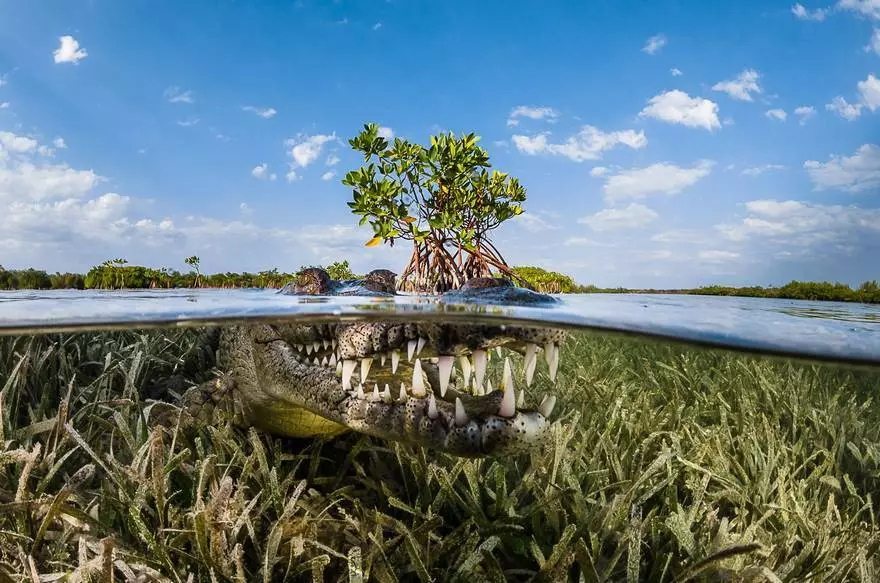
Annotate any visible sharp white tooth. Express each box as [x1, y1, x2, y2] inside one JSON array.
[[427, 395, 438, 419], [502, 357, 514, 392], [407, 339, 417, 361], [483, 378, 493, 396], [313, 357, 320, 365], [473, 350, 487, 389], [380, 353, 386, 366], [437, 356, 454, 397], [455, 397, 468, 426], [411, 359, 426, 396], [371, 383, 381, 402], [391, 350, 400, 374], [342, 360, 357, 390], [499, 381, 516, 418], [329, 353, 337, 367], [321, 355, 329, 366], [399, 383, 408, 401], [323, 339, 331, 350], [356, 383, 365, 399], [306, 343, 313, 355], [545, 342, 559, 382], [524, 343, 538, 387], [331, 338, 337, 349], [313, 341, 321, 353], [517, 387, 525, 408], [416, 336, 427, 355], [459, 356, 472, 385], [295, 343, 304, 352], [539, 395, 557, 418], [360, 358, 372, 383], [336, 360, 343, 376], [382, 384, 392, 403]]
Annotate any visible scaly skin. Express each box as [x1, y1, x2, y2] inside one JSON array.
[[196, 268, 565, 457]]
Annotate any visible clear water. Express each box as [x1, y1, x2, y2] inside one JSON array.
[[0, 288, 877, 366]]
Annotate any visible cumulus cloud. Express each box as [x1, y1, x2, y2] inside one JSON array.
[[286, 133, 337, 168], [510, 212, 560, 233], [793, 105, 816, 124], [742, 164, 786, 176], [176, 117, 199, 127], [642, 34, 667, 54], [651, 229, 707, 244], [507, 106, 558, 127], [325, 154, 340, 166], [837, 0, 880, 19], [601, 160, 714, 201], [858, 73, 880, 111], [639, 90, 721, 131], [251, 163, 276, 181], [717, 199, 880, 251], [321, 171, 336, 181], [242, 105, 277, 119], [712, 69, 762, 101], [765, 108, 787, 121], [0, 102, 8, 110], [867, 28, 880, 54], [512, 125, 646, 162], [377, 126, 394, 139], [164, 86, 194, 104], [53, 137, 67, 149], [804, 143, 880, 192], [791, 3, 828, 20], [698, 250, 741, 262], [670, 68, 683, 76], [826, 96, 863, 120], [578, 203, 658, 231], [53, 36, 88, 64], [590, 166, 608, 177]]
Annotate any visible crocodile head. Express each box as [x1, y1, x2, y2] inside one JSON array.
[[218, 268, 565, 457]]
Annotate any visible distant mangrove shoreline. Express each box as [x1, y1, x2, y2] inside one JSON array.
[[0, 261, 877, 304]]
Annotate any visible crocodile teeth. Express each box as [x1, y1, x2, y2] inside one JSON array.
[[380, 353, 386, 366], [360, 358, 372, 383], [306, 343, 313, 355], [427, 395, 438, 419], [370, 383, 381, 402], [416, 336, 427, 356], [407, 339, 417, 362], [356, 383, 365, 400], [295, 343, 304, 352], [459, 356, 472, 385], [437, 356, 454, 397], [342, 359, 357, 390], [391, 350, 400, 374], [524, 343, 538, 386], [313, 341, 321, 353], [455, 397, 468, 426], [323, 339, 331, 350], [331, 338, 337, 349], [545, 342, 559, 381], [499, 380, 516, 418], [482, 378, 492, 396], [502, 357, 514, 391], [399, 383, 407, 401], [517, 386, 525, 408], [336, 360, 342, 376], [329, 353, 337, 367], [321, 355, 329, 366], [313, 357, 320, 365], [411, 359, 426, 396], [382, 384, 392, 403], [539, 394, 557, 418], [473, 350, 487, 389]]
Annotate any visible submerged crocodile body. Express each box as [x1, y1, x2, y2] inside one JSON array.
[[192, 268, 565, 457]]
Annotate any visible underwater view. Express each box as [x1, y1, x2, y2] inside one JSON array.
[[1, 283, 879, 581]]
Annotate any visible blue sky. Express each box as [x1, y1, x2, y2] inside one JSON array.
[[0, 0, 878, 288]]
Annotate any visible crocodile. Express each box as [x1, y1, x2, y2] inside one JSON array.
[[183, 268, 565, 458]]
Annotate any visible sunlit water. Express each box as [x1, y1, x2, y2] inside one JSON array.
[[0, 288, 877, 366]]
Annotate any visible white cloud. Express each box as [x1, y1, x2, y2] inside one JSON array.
[[712, 69, 762, 101], [0, 131, 38, 154], [239, 202, 252, 215], [242, 105, 277, 119], [176, 118, 199, 127], [510, 212, 559, 233], [804, 143, 880, 192], [377, 126, 394, 139], [53, 36, 88, 64], [164, 87, 194, 104], [321, 171, 336, 181], [0, 102, 8, 110], [53, 137, 67, 149], [651, 229, 706, 244], [512, 125, 646, 162], [857, 73, 880, 111], [286, 169, 300, 182], [699, 250, 741, 262], [837, 0, 880, 19], [670, 68, 683, 76], [642, 34, 667, 55], [252, 163, 269, 180], [793, 105, 816, 124], [826, 96, 863, 120], [590, 166, 608, 177], [325, 154, 340, 166], [791, 3, 829, 20], [742, 164, 786, 176], [373, 22, 382, 30], [717, 199, 880, 250], [639, 90, 721, 131], [867, 28, 880, 54], [765, 108, 787, 121], [286, 132, 337, 168], [578, 203, 658, 231], [507, 106, 559, 127], [601, 160, 714, 201]]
